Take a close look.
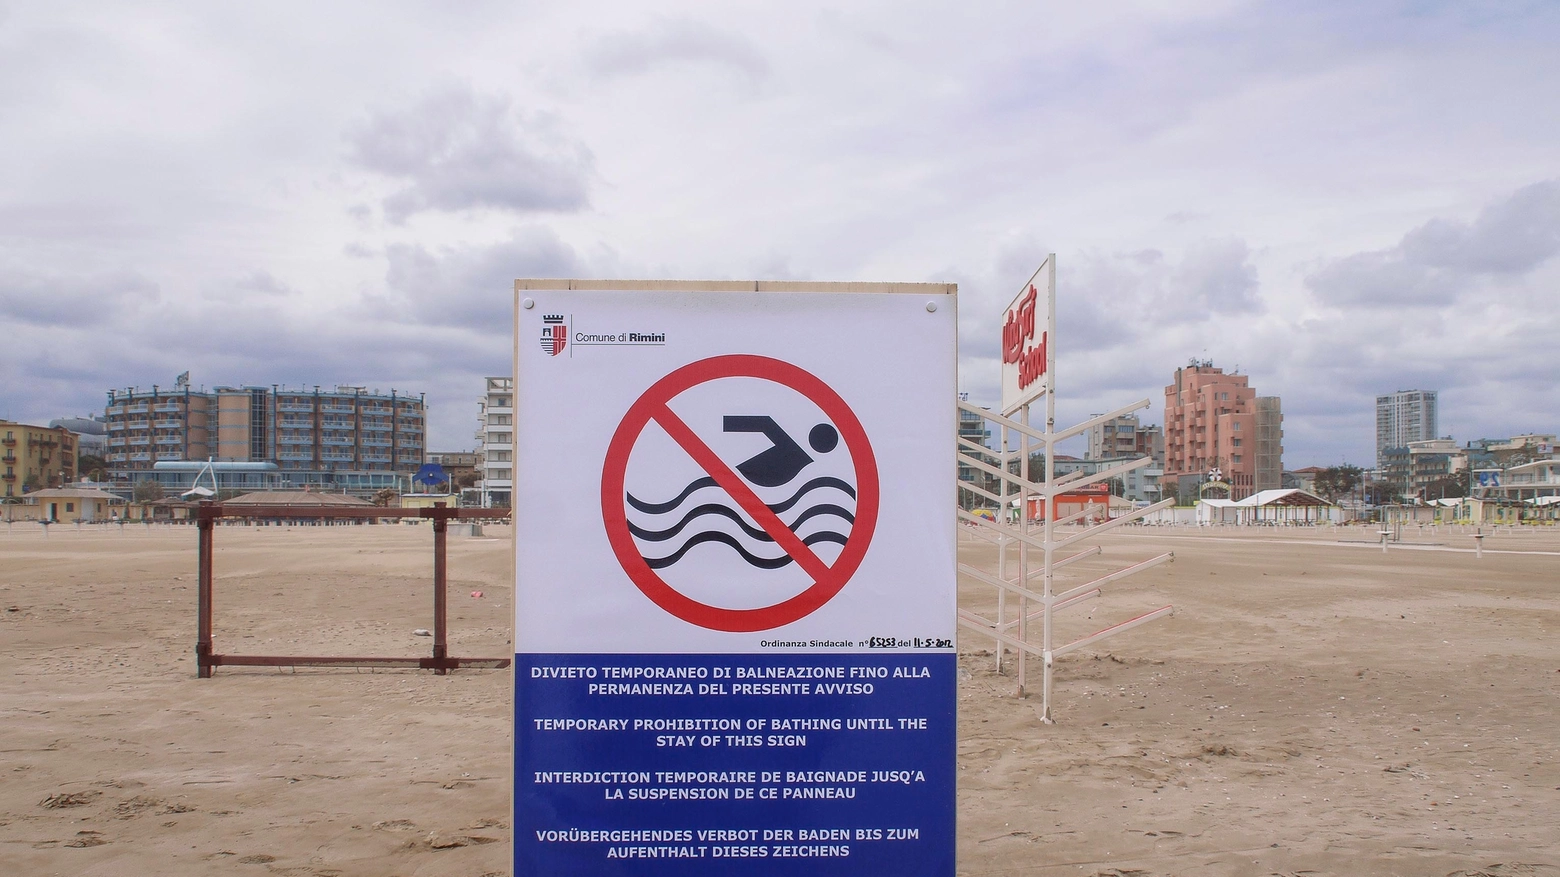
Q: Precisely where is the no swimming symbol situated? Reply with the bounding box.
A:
[600,355,880,632]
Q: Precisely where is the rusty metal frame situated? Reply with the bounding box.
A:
[194,500,512,677]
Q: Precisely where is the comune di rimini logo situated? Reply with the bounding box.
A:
[540,315,567,356]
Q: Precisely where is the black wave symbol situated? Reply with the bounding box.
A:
[626,476,857,515]
[629,503,855,543]
[642,530,849,571]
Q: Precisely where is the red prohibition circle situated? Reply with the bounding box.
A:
[600,355,879,632]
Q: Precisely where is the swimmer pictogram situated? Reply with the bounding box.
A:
[600,355,879,632]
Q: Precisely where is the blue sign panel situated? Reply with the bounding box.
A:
[515,653,955,874]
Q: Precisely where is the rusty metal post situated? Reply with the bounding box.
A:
[192,504,510,674]
[432,503,449,675]
[196,501,215,678]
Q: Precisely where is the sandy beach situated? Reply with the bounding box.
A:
[2,521,1557,876]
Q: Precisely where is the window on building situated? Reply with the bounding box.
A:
[1232,422,1241,431]
[488,450,513,462]
[1231,438,1242,447]
[66,502,75,512]
[1232,455,1242,463]
[487,468,513,481]
[488,414,512,426]
[487,431,512,444]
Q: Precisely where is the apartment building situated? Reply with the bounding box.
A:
[1376,390,1437,467]
[104,381,425,493]
[476,377,514,507]
[955,394,996,508]
[427,451,481,488]
[1,420,78,498]
[1030,451,1161,503]
[1085,413,1164,467]
[1379,438,1460,498]
[1162,361,1283,502]
[1486,458,1560,502]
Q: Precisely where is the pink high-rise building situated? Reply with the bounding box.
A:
[1162,361,1282,502]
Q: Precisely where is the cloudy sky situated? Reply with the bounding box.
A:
[2,1,1556,466]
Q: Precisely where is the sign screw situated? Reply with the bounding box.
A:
[522,298,535,309]
[925,301,938,313]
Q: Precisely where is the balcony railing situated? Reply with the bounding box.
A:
[321,437,354,446]
[277,402,314,413]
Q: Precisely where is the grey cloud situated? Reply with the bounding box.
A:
[1270,253,1560,463]
[227,270,295,298]
[383,227,584,329]
[585,18,770,82]
[1401,181,1560,274]
[948,235,1053,365]
[347,87,592,222]
[1058,238,1263,352]
[1174,238,1260,314]
[1305,251,1460,307]
[1308,180,1560,307]
[0,268,154,327]
[0,226,592,449]
[1,270,512,449]
[953,239,1263,428]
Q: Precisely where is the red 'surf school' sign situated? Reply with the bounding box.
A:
[1001,284,1047,390]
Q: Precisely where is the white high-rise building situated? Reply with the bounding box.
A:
[1376,390,1438,466]
[476,377,513,507]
